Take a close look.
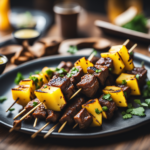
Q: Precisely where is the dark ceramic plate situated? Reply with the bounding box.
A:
[0,53,150,139]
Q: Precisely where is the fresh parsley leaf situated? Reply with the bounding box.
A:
[128,103,133,108]
[134,99,141,105]
[40,78,43,82]
[29,76,39,89]
[70,67,79,74]
[121,111,126,116]
[67,73,72,78]
[44,85,47,88]
[92,49,97,56]
[67,46,78,54]
[122,114,132,119]
[141,103,148,107]
[59,74,64,77]
[130,107,145,116]
[95,69,102,73]
[35,70,40,74]
[124,91,127,98]
[147,80,150,86]
[102,106,108,111]
[0,96,7,103]
[130,52,133,56]
[126,108,133,113]
[102,94,112,101]
[109,68,112,71]
[9,108,15,111]
[55,68,67,74]
[45,69,53,77]
[33,102,38,107]
[95,108,102,114]
[14,72,24,84]
[145,99,150,108]
[136,74,140,80]
[122,80,127,85]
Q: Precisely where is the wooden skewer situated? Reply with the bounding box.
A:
[129,43,137,53]
[70,88,82,100]
[33,118,38,127]
[13,108,26,120]
[58,121,67,133]
[123,39,130,46]
[44,123,59,139]
[31,122,50,138]
[73,123,78,129]
[6,98,19,112]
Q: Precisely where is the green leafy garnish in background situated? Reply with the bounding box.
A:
[122,14,148,33]
[9,108,15,111]
[102,94,112,101]
[14,72,24,84]
[95,108,102,114]
[67,46,78,54]
[0,96,7,103]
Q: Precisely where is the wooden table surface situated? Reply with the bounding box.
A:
[0,12,150,150]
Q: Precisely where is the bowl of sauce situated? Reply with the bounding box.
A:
[0,54,8,75]
[13,29,40,45]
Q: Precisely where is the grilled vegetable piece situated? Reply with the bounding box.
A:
[118,85,131,98]
[116,73,141,95]
[109,45,134,71]
[126,67,147,87]
[41,67,53,83]
[101,52,125,75]
[12,85,34,106]
[99,94,118,119]
[82,99,103,127]
[103,86,128,107]
[74,57,94,73]
[74,108,93,129]
[35,85,67,111]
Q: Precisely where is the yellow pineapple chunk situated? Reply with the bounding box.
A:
[30,74,43,89]
[11,85,34,106]
[35,85,66,111]
[82,99,102,127]
[116,73,140,95]
[74,57,94,73]
[101,52,125,75]
[103,86,127,107]
[109,45,134,71]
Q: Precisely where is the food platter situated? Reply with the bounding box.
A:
[0,52,150,138]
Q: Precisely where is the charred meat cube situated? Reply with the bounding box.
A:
[77,74,99,98]
[46,110,60,122]
[105,74,115,86]
[32,103,47,119]
[126,67,147,87]
[90,56,99,64]
[24,114,33,122]
[99,94,117,119]
[57,61,73,72]
[87,65,109,86]
[96,57,113,70]
[13,120,22,130]
[59,97,85,125]
[64,84,75,100]
[74,108,92,129]
[118,85,131,98]
[69,66,84,85]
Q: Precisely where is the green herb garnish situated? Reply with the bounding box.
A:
[33,102,38,107]
[124,91,127,98]
[0,96,7,103]
[95,69,102,73]
[40,78,43,82]
[9,108,15,111]
[55,68,67,74]
[44,85,47,88]
[122,114,132,119]
[29,76,39,89]
[122,80,127,85]
[102,94,112,101]
[143,80,150,98]
[136,74,140,80]
[59,74,64,77]
[67,46,78,54]
[70,67,79,74]
[141,61,144,67]
[145,99,150,108]
[45,69,53,77]
[134,99,148,107]
[109,68,112,71]
[92,49,97,56]
[102,106,108,111]
[130,52,133,56]
[95,108,102,114]
[35,70,40,74]
[14,72,24,84]
[67,73,72,78]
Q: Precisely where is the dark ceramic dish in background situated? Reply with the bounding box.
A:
[0,53,149,139]
[0,54,8,75]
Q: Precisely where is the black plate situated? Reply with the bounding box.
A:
[0,53,150,139]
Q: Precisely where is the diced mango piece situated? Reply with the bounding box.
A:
[19,79,36,92]
[101,52,125,75]
[74,57,94,73]
[109,45,134,71]
[116,73,140,95]
[11,85,34,106]
[102,111,107,119]
[103,86,127,107]
[31,74,43,88]
[35,85,67,111]
[82,99,102,127]
[41,67,53,83]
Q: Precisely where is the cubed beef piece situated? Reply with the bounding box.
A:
[24,114,33,122]
[99,95,117,119]
[13,120,22,130]
[57,61,73,72]
[126,67,147,87]
[77,74,99,98]
[32,104,47,119]
[87,65,109,86]
[90,56,100,64]
[96,57,113,69]
[118,85,131,98]
[64,84,75,100]
[59,97,85,125]
[74,108,92,129]
[46,110,60,122]
[69,66,84,85]
[105,74,115,86]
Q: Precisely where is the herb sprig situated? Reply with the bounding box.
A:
[67,46,78,54]
[102,94,112,101]
[14,72,24,85]
[0,96,7,103]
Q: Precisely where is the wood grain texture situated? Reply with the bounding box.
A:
[0,12,150,150]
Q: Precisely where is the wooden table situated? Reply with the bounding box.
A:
[0,12,150,150]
